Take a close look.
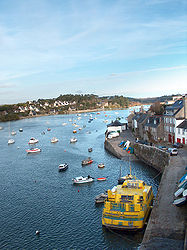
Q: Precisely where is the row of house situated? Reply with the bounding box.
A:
[128,95,187,145]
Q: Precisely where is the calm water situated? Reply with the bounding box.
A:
[0,109,160,249]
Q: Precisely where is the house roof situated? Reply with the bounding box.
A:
[165,99,183,111]
[107,119,125,127]
[144,116,161,128]
[177,120,187,129]
[138,113,148,123]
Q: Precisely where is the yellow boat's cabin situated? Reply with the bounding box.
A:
[102,178,154,230]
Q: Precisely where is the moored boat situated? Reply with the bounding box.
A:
[178,177,187,189]
[82,157,93,166]
[173,197,186,206]
[97,177,107,181]
[88,148,92,152]
[174,187,184,197]
[72,175,94,184]
[19,128,23,132]
[51,137,59,143]
[11,131,16,135]
[73,130,77,133]
[95,193,108,204]
[98,163,105,168]
[28,138,39,144]
[59,163,68,171]
[47,128,51,131]
[26,148,41,153]
[70,137,77,143]
[8,139,15,145]
[102,174,154,230]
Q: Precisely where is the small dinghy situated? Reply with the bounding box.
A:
[183,189,187,197]
[47,128,51,131]
[173,197,186,207]
[26,148,41,153]
[19,128,23,132]
[82,157,93,166]
[174,187,184,197]
[178,177,187,189]
[8,139,15,145]
[70,137,77,143]
[51,137,59,143]
[95,193,108,204]
[11,131,16,135]
[178,173,187,184]
[88,148,92,152]
[28,138,39,144]
[97,177,107,181]
[58,163,68,171]
[98,163,105,168]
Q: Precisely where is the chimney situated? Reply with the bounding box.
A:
[184,95,187,119]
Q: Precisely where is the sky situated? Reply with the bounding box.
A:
[0,0,187,104]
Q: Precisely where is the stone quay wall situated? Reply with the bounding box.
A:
[133,143,170,173]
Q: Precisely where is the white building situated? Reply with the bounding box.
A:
[175,119,187,144]
[107,120,127,133]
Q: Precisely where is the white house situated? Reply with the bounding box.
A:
[175,119,187,144]
[107,119,127,133]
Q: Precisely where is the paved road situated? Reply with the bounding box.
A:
[141,148,187,249]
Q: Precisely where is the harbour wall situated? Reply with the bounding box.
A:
[104,137,169,172]
[133,144,170,173]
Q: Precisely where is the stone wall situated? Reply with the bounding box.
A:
[133,143,170,173]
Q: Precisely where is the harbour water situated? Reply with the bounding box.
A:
[0,110,160,249]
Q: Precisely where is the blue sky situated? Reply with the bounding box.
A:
[0,0,186,104]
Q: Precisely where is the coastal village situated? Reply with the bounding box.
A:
[128,94,187,146]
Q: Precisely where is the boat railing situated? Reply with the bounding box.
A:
[108,202,146,212]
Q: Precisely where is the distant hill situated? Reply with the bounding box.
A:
[127,95,176,104]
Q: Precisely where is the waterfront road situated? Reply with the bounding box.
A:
[140,147,187,250]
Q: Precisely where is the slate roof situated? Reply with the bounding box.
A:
[138,113,148,124]
[107,119,125,127]
[144,116,161,128]
[177,120,187,129]
[165,99,183,111]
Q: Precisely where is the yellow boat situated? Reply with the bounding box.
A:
[102,173,154,230]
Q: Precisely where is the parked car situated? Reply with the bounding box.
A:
[158,145,168,151]
[167,148,178,156]
[108,131,119,139]
[173,142,183,148]
[137,140,148,145]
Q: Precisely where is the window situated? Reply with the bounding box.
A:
[182,129,185,135]
[178,128,180,134]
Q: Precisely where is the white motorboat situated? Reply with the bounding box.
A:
[8,139,15,145]
[59,163,68,171]
[70,137,77,143]
[11,131,16,135]
[26,148,41,153]
[19,128,23,132]
[62,123,67,126]
[51,137,59,143]
[0,126,3,130]
[28,138,39,144]
[72,175,94,184]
